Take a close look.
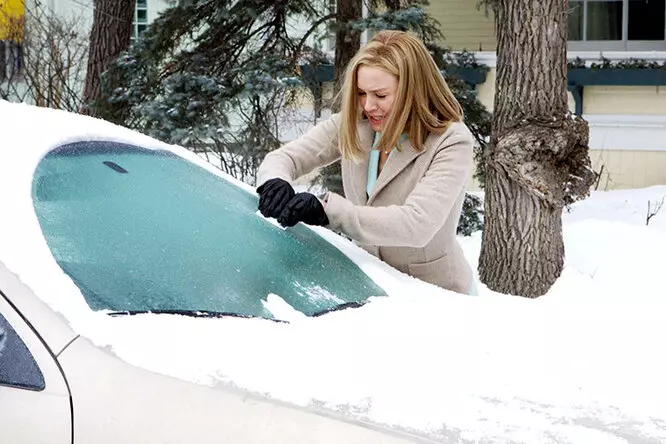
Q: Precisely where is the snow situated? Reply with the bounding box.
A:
[1,100,666,443]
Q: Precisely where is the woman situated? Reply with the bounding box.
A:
[256,30,475,295]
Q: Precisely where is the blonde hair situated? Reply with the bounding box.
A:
[338,30,464,159]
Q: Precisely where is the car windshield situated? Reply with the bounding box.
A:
[31,141,385,320]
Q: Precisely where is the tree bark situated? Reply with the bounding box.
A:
[333,0,362,111]
[81,0,136,116]
[478,0,596,297]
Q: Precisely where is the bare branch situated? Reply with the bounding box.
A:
[1,0,88,111]
[646,197,665,226]
[294,12,338,59]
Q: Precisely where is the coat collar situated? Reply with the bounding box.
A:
[366,130,430,205]
[366,135,425,205]
[349,120,430,205]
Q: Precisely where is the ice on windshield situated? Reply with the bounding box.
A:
[32,141,386,319]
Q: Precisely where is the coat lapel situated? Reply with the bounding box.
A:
[367,135,428,206]
[347,120,374,205]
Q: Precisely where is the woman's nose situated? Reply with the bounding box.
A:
[364,97,376,112]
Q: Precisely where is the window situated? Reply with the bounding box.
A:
[131,0,148,42]
[568,0,666,50]
[0,41,22,82]
[32,142,385,320]
[0,313,45,391]
[628,0,666,39]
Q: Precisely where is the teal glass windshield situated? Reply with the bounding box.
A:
[32,141,385,320]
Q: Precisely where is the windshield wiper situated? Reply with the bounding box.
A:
[107,302,367,322]
[311,301,367,317]
[106,309,286,322]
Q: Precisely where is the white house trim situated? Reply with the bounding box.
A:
[585,114,666,152]
[472,51,666,68]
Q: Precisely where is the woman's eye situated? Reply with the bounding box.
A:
[358,92,366,96]
[376,95,386,99]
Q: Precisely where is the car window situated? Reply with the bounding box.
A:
[32,141,385,319]
[0,312,45,391]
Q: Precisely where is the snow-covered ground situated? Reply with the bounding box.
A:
[1,101,665,443]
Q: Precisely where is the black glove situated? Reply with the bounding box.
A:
[256,178,295,218]
[278,193,329,227]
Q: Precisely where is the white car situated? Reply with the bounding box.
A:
[0,101,439,444]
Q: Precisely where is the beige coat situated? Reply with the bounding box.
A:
[257,114,474,294]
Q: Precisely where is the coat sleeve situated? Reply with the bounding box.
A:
[323,123,473,248]
[256,114,342,186]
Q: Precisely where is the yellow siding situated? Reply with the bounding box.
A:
[289,82,338,110]
[582,86,666,115]
[594,150,633,190]
[427,0,496,51]
[590,150,666,190]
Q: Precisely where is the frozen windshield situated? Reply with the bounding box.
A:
[32,141,385,320]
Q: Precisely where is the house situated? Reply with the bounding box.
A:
[0,0,170,104]
[41,0,169,39]
[301,2,666,191]
[428,0,666,190]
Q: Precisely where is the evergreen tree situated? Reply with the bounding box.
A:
[95,0,324,182]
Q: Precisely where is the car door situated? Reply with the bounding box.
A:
[0,295,71,443]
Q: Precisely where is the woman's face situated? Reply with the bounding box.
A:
[357,66,398,132]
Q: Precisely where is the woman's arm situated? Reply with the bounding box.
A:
[256,114,342,187]
[324,123,473,247]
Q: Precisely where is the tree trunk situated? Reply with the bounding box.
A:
[318,0,362,196]
[333,0,362,111]
[478,0,596,297]
[81,0,136,116]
